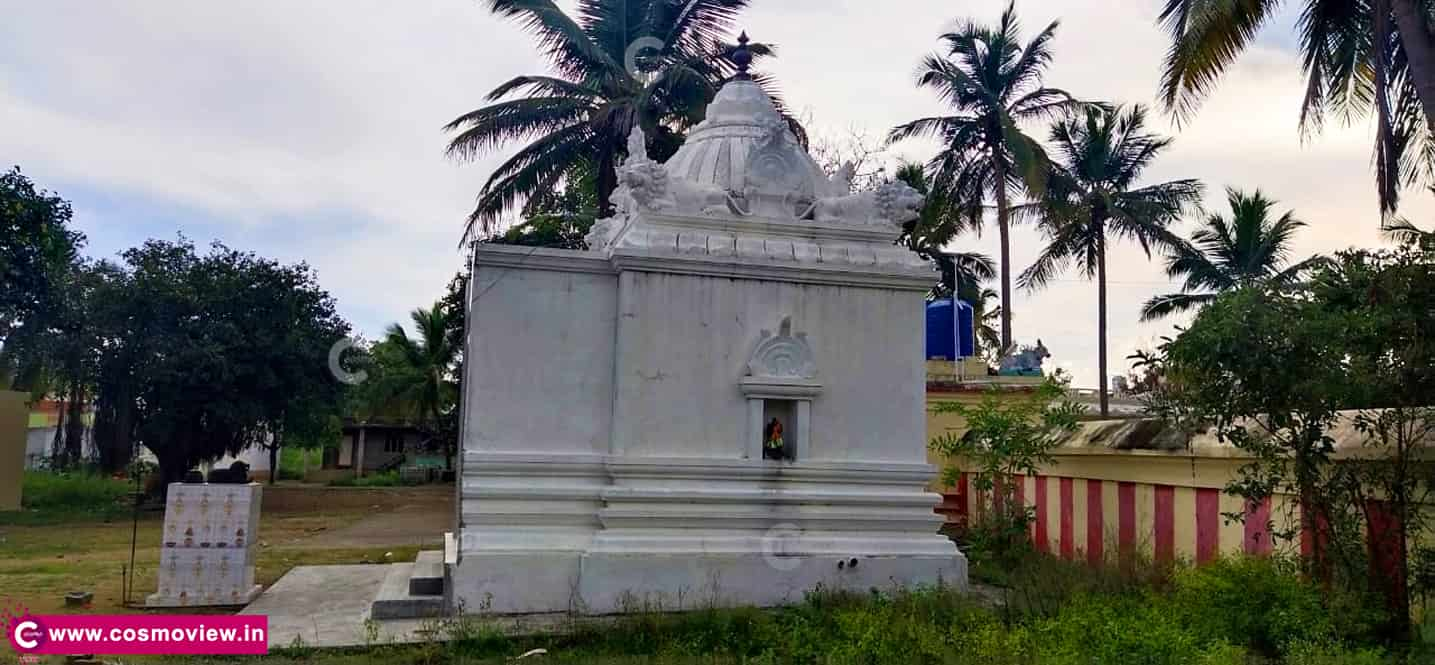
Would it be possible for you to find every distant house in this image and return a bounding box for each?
[26,398,269,476]
[326,419,432,476]
[24,399,95,469]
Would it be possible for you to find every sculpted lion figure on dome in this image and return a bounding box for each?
[810,180,924,227]
[613,125,737,216]
[660,177,739,216]
[618,159,668,210]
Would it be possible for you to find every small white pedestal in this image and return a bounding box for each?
[147,482,263,607]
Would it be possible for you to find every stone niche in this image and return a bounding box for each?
[741,317,820,462]
[452,66,965,615]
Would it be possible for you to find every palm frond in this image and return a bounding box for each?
[444,97,593,160]
[1157,0,1280,123]
[464,124,594,240]
[1019,222,1084,289]
[659,0,751,59]
[487,0,626,80]
[1140,291,1216,322]
[483,75,603,103]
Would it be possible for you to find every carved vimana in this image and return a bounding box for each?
[455,33,965,616]
[585,35,928,259]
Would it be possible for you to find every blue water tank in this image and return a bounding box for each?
[925,300,955,360]
[925,299,976,359]
[955,300,976,358]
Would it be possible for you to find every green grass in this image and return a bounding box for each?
[0,470,134,525]
[0,508,378,615]
[147,555,1433,664]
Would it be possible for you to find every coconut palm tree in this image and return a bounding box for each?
[1020,105,1204,416]
[1157,0,1435,215]
[889,2,1081,353]
[1141,188,1327,321]
[447,0,779,241]
[378,304,460,438]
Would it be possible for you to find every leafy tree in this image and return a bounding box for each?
[1141,188,1327,321]
[1153,254,1435,635]
[438,268,468,361]
[1156,0,1435,215]
[1161,288,1352,546]
[888,1,1081,352]
[1311,247,1435,631]
[35,260,117,469]
[1020,105,1202,416]
[0,166,85,390]
[484,161,600,249]
[91,238,351,489]
[446,0,787,240]
[436,270,469,463]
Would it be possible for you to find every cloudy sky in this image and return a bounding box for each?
[4,1,1430,389]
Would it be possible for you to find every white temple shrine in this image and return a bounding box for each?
[452,38,966,614]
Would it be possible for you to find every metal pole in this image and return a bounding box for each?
[125,440,141,607]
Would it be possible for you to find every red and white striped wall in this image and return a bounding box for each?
[936,473,1296,563]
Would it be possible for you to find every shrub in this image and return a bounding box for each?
[1282,640,1388,665]
[1023,593,1226,665]
[986,548,1170,620]
[1170,556,1340,656]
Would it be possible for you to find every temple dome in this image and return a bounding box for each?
[663,79,827,195]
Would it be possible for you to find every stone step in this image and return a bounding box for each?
[408,550,445,596]
[370,563,444,620]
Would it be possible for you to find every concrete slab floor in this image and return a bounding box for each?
[239,565,425,649]
[239,564,592,650]
[242,563,1004,651]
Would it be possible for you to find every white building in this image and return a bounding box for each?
[453,46,965,614]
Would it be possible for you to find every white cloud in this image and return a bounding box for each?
[2,0,1429,388]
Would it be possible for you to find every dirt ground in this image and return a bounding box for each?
[0,486,454,616]
[276,500,450,549]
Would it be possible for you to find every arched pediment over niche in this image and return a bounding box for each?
[746,316,817,379]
